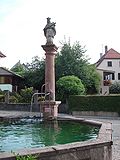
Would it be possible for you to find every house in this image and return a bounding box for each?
[0,67,23,92]
[95,46,120,94]
[0,51,23,92]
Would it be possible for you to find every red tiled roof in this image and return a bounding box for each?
[0,51,6,58]
[96,48,120,67]
[104,48,120,59]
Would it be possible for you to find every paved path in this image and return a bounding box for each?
[0,111,120,159]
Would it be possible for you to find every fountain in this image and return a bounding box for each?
[41,17,61,120]
[0,18,112,160]
[30,18,60,120]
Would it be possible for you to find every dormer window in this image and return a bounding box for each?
[107,61,112,67]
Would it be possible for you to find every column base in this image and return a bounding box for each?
[40,101,61,120]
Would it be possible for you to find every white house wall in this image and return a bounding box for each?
[97,59,120,82]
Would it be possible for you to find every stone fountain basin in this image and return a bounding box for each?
[0,115,112,160]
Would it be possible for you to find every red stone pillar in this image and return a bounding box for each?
[41,44,61,120]
[41,44,58,101]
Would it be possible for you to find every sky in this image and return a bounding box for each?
[0,0,120,69]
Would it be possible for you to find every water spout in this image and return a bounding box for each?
[30,92,50,117]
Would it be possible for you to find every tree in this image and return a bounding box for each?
[11,61,28,76]
[23,56,45,90]
[26,56,42,70]
[11,57,45,91]
[55,41,100,94]
[56,41,87,79]
[56,75,85,102]
[81,64,101,93]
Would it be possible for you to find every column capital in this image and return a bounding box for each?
[41,44,58,53]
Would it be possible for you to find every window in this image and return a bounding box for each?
[107,61,112,67]
[118,73,120,80]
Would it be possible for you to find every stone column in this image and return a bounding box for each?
[41,44,58,101]
[41,18,61,120]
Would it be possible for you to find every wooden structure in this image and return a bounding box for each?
[0,67,23,92]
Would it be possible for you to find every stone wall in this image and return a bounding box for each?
[0,103,68,113]
[0,103,40,112]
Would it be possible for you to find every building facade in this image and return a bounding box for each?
[96,46,120,94]
[0,67,23,92]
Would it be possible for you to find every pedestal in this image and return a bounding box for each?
[40,101,61,120]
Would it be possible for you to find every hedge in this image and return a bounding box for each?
[68,95,120,113]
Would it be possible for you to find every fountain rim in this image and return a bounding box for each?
[0,115,112,160]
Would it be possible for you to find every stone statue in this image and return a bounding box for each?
[43,17,56,45]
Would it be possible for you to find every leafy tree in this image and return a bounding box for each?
[11,57,45,91]
[23,56,45,90]
[26,56,42,70]
[56,75,85,102]
[11,42,100,94]
[11,61,28,76]
[109,82,120,94]
[56,41,87,79]
[56,41,100,94]
[81,64,101,93]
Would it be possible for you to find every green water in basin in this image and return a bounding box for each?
[0,119,99,152]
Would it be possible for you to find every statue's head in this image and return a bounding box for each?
[47,17,51,24]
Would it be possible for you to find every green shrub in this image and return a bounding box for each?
[18,87,34,103]
[9,95,19,103]
[0,94,4,102]
[15,154,37,160]
[109,82,120,94]
[9,87,34,103]
[68,95,120,113]
[56,75,85,102]
[12,152,38,160]
[0,89,5,102]
[38,96,45,102]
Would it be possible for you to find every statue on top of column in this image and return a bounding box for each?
[43,17,56,45]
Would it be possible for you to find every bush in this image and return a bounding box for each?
[9,95,19,103]
[109,82,120,94]
[0,89,5,102]
[12,151,38,160]
[68,95,120,114]
[18,87,34,103]
[9,87,34,103]
[56,75,85,102]
[0,95,4,102]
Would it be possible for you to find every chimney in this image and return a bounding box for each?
[100,53,103,58]
[105,45,108,53]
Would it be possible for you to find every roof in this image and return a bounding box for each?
[0,51,6,58]
[0,67,23,78]
[11,60,29,71]
[96,48,120,67]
